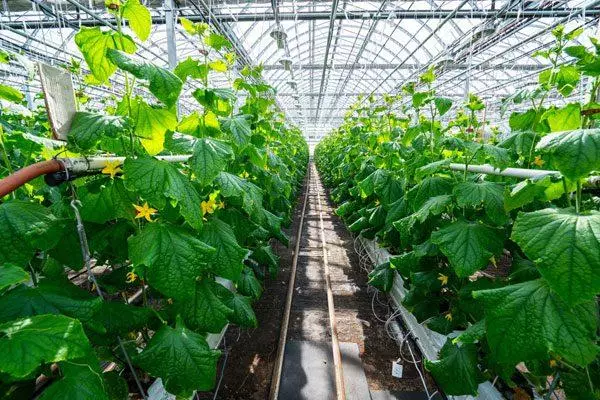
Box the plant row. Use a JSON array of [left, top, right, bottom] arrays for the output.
[[0, 3, 308, 399], [315, 25, 599, 399]]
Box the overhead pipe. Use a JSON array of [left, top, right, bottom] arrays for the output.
[[0, 155, 192, 198], [3, 8, 600, 28]]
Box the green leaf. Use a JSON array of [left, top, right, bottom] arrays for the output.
[[181, 279, 233, 333], [425, 340, 482, 396], [0, 280, 102, 324], [367, 262, 395, 292], [128, 223, 215, 299], [79, 178, 136, 224], [122, 0, 151, 41], [67, 112, 126, 150], [434, 97, 452, 116], [358, 169, 389, 198], [103, 371, 128, 400], [204, 33, 232, 51], [128, 98, 177, 155], [123, 157, 203, 229], [454, 181, 507, 225], [0, 84, 23, 103], [224, 294, 258, 328], [556, 65, 580, 97], [474, 279, 598, 366], [536, 129, 600, 181], [107, 50, 182, 107], [0, 200, 60, 266], [431, 220, 504, 277], [91, 302, 153, 336], [189, 138, 234, 186], [174, 58, 208, 82], [0, 264, 30, 291], [0, 315, 91, 378], [216, 172, 264, 217], [412, 194, 453, 223], [75, 27, 136, 82], [192, 88, 235, 116], [237, 266, 262, 300], [545, 103, 582, 132], [407, 176, 453, 211], [222, 115, 252, 146], [509, 109, 537, 132], [199, 219, 249, 281], [133, 323, 221, 397], [511, 208, 600, 304], [40, 360, 108, 400]]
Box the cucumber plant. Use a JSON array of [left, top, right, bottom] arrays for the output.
[[0, 2, 308, 398], [316, 25, 599, 399]]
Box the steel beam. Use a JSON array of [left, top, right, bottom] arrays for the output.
[[3, 7, 600, 29]]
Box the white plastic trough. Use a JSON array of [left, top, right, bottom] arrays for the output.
[[358, 236, 503, 400]]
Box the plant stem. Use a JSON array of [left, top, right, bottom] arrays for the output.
[[562, 177, 572, 208], [0, 125, 16, 199], [576, 180, 582, 214], [586, 366, 594, 394]]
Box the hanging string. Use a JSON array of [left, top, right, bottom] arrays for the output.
[[68, 184, 148, 400]]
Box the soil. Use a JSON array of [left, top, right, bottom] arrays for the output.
[[203, 163, 438, 400]]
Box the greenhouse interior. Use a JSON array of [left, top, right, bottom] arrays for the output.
[[1, 0, 599, 399]]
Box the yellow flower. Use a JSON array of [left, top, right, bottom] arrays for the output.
[[444, 313, 453, 321], [201, 192, 221, 216], [101, 160, 122, 179], [167, 298, 173, 305], [126, 271, 138, 283], [437, 273, 449, 286], [533, 155, 545, 167], [133, 202, 157, 222], [217, 201, 225, 210], [549, 359, 558, 368], [240, 171, 250, 179]]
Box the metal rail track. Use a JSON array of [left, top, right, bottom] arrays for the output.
[[269, 162, 346, 400]]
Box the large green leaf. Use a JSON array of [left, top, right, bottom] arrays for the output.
[[122, 0, 151, 41], [474, 279, 598, 366], [91, 302, 153, 336], [511, 208, 600, 304], [425, 340, 482, 396], [216, 172, 264, 217], [107, 50, 182, 107], [454, 181, 507, 225], [431, 220, 504, 277], [358, 169, 389, 198], [237, 266, 262, 300], [189, 138, 234, 186], [224, 294, 258, 328], [222, 115, 252, 146], [128, 223, 215, 299], [174, 58, 208, 82], [67, 112, 126, 150], [79, 178, 136, 223], [0, 315, 91, 378], [199, 219, 249, 281], [545, 103, 581, 132], [536, 129, 600, 181], [123, 157, 203, 229], [133, 322, 221, 397], [40, 360, 108, 400], [0, 280, 102, 324], [407, 176, 453, 211], [74, 27, 136, 82], [126, 97, 177, 155], [412, 194, 453, 223], [0, 200, 60, 266], [0, 264, 30, 291], [180, 279, 233, 333]]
